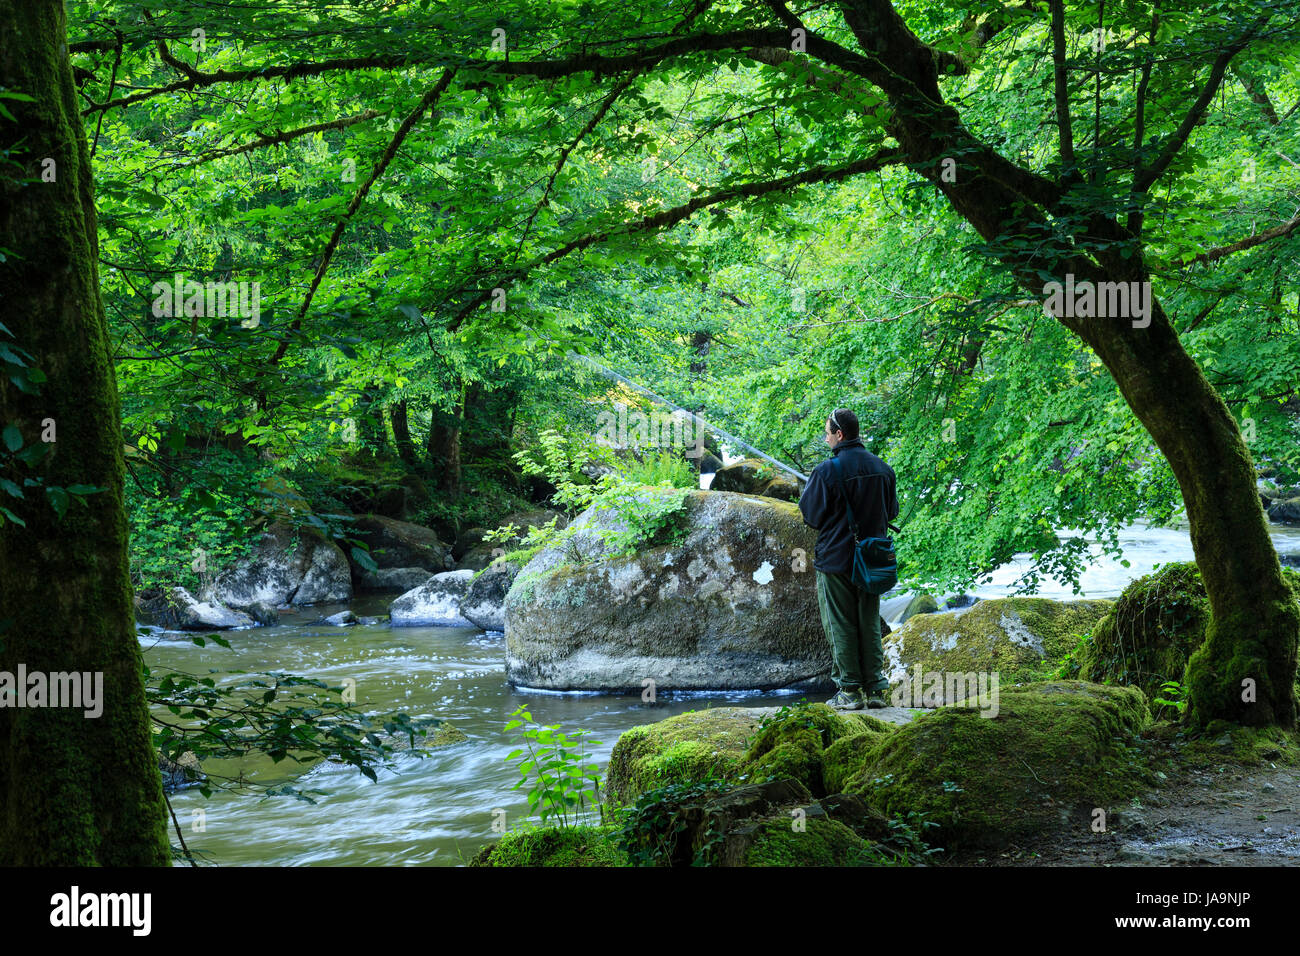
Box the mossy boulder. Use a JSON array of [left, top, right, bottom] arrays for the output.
[[742, 816, 868, 866], [736, 703, 894, 797], [1076, 562, 1209, 702], [606, 703, 900, 807], [884, 597, 1113, 703], [709, 458, 777, 494], [471, 826, 627, 866], [505, 489, 832, 691], [605, 707, 764, 805], [844, 681, 1151, 847], [1077, 562, 1300, 704]]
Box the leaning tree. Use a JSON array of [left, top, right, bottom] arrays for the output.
[[68, 0, 1300, 726]]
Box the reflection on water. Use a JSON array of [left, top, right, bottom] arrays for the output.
[[148, 521, 1300, 866]]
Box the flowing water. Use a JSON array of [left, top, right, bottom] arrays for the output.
[[146, 520, 1300, 866]]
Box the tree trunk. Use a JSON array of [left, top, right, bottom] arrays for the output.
[[427, 385, 467, 497], [0, 0, 171, 863], [1075, 288, 1298, 728], [390, 400, 418, 467], [833, 0, 1297, 726]]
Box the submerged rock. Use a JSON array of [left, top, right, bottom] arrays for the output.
[[461, 557, 521, 631], [140, 587, 253, 631], [245, 601, 280, 626], [159, 751, 205, 792], [505, 489, 832, 691], [209, 521, 351, 608], [389, 570, 476, 626], [883, 597, 1113, 704]]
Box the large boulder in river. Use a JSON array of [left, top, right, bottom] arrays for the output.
[[141, 587, 253, 631], [209, 521, 351, 607], [461, 558, 522, 632], [504, 489, 830, 691], [390, 570, 476, 627], [884, 597, 1113, 705], [348, 514, 454, 589], [1267, 497, 1300, 524]]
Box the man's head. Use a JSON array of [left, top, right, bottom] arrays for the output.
[[824, 407, 859, 449]]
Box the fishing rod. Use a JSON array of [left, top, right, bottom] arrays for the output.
[[564, 349, 811, 484]]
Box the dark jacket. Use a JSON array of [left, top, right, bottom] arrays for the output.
[[798, 437, 899, 575]]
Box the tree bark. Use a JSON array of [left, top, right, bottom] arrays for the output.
[[833, 0, 1298, 726], [427, 383, 468, 497], [390, 400, 418, 467], [0, 0, 171, 863]]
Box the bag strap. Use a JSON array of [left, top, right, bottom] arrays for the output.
[[830, 454, 898, 537], [829, 455, 862, 542]]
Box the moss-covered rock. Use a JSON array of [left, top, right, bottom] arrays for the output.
[[742, 816, 868, 866], [1078, 563, 1300, 707], [605, 707, 763, 805], [845, 681, 1152, 847], [735, 702, 882, 796], [471, 825, 628, 866], [1076, 563, 1209, 702], [505, 490, 833, 691], [884, 597, 1113, 703]]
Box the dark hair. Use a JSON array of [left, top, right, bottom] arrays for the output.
[[826, 407, 859, 441]]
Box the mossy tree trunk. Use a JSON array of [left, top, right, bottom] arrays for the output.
[[0, 0, 171, 863], [832, 0, 1298, 727], [389, 399, 418, 467]]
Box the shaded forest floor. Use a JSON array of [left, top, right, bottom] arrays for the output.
[[943, 737, 1300, 867]]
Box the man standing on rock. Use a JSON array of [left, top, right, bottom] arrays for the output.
[[798, 408, 898, 710]]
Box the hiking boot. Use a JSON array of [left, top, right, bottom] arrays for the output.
[[861, 687, 889, 709], [827, 689, 863, 711]]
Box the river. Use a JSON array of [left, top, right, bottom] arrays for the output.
[[146, 519, 1300, 866]]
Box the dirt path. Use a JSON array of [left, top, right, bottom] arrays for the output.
[[947, 758, 1300, 867]]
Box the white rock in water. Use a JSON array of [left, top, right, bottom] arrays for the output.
[[144, 587, 254, 631], [389, 570, 476, 627]]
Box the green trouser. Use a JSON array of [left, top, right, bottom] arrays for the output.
[[815, 569, 887, 693]]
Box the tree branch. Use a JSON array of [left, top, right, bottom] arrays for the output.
[[80, 29, 794, 116], [1131, 19, 1264, 196], [1184, 214, 1300, 267], [446, 147, 904, 331], [181, 110, 384, 167], [269, 69, 457, 366]]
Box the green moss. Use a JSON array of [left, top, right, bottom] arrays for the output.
[[845, 681, 1152, 848], [472, 825, 628, 866], [744, 817, 868, 866], [736, 702, 862, 796], [886, 598, 1114, 694], [1077, 562, 1210, 702], [1173, 722, 1300, 768], [605, 708, 760, 805], [823, 730, 892, 794]]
